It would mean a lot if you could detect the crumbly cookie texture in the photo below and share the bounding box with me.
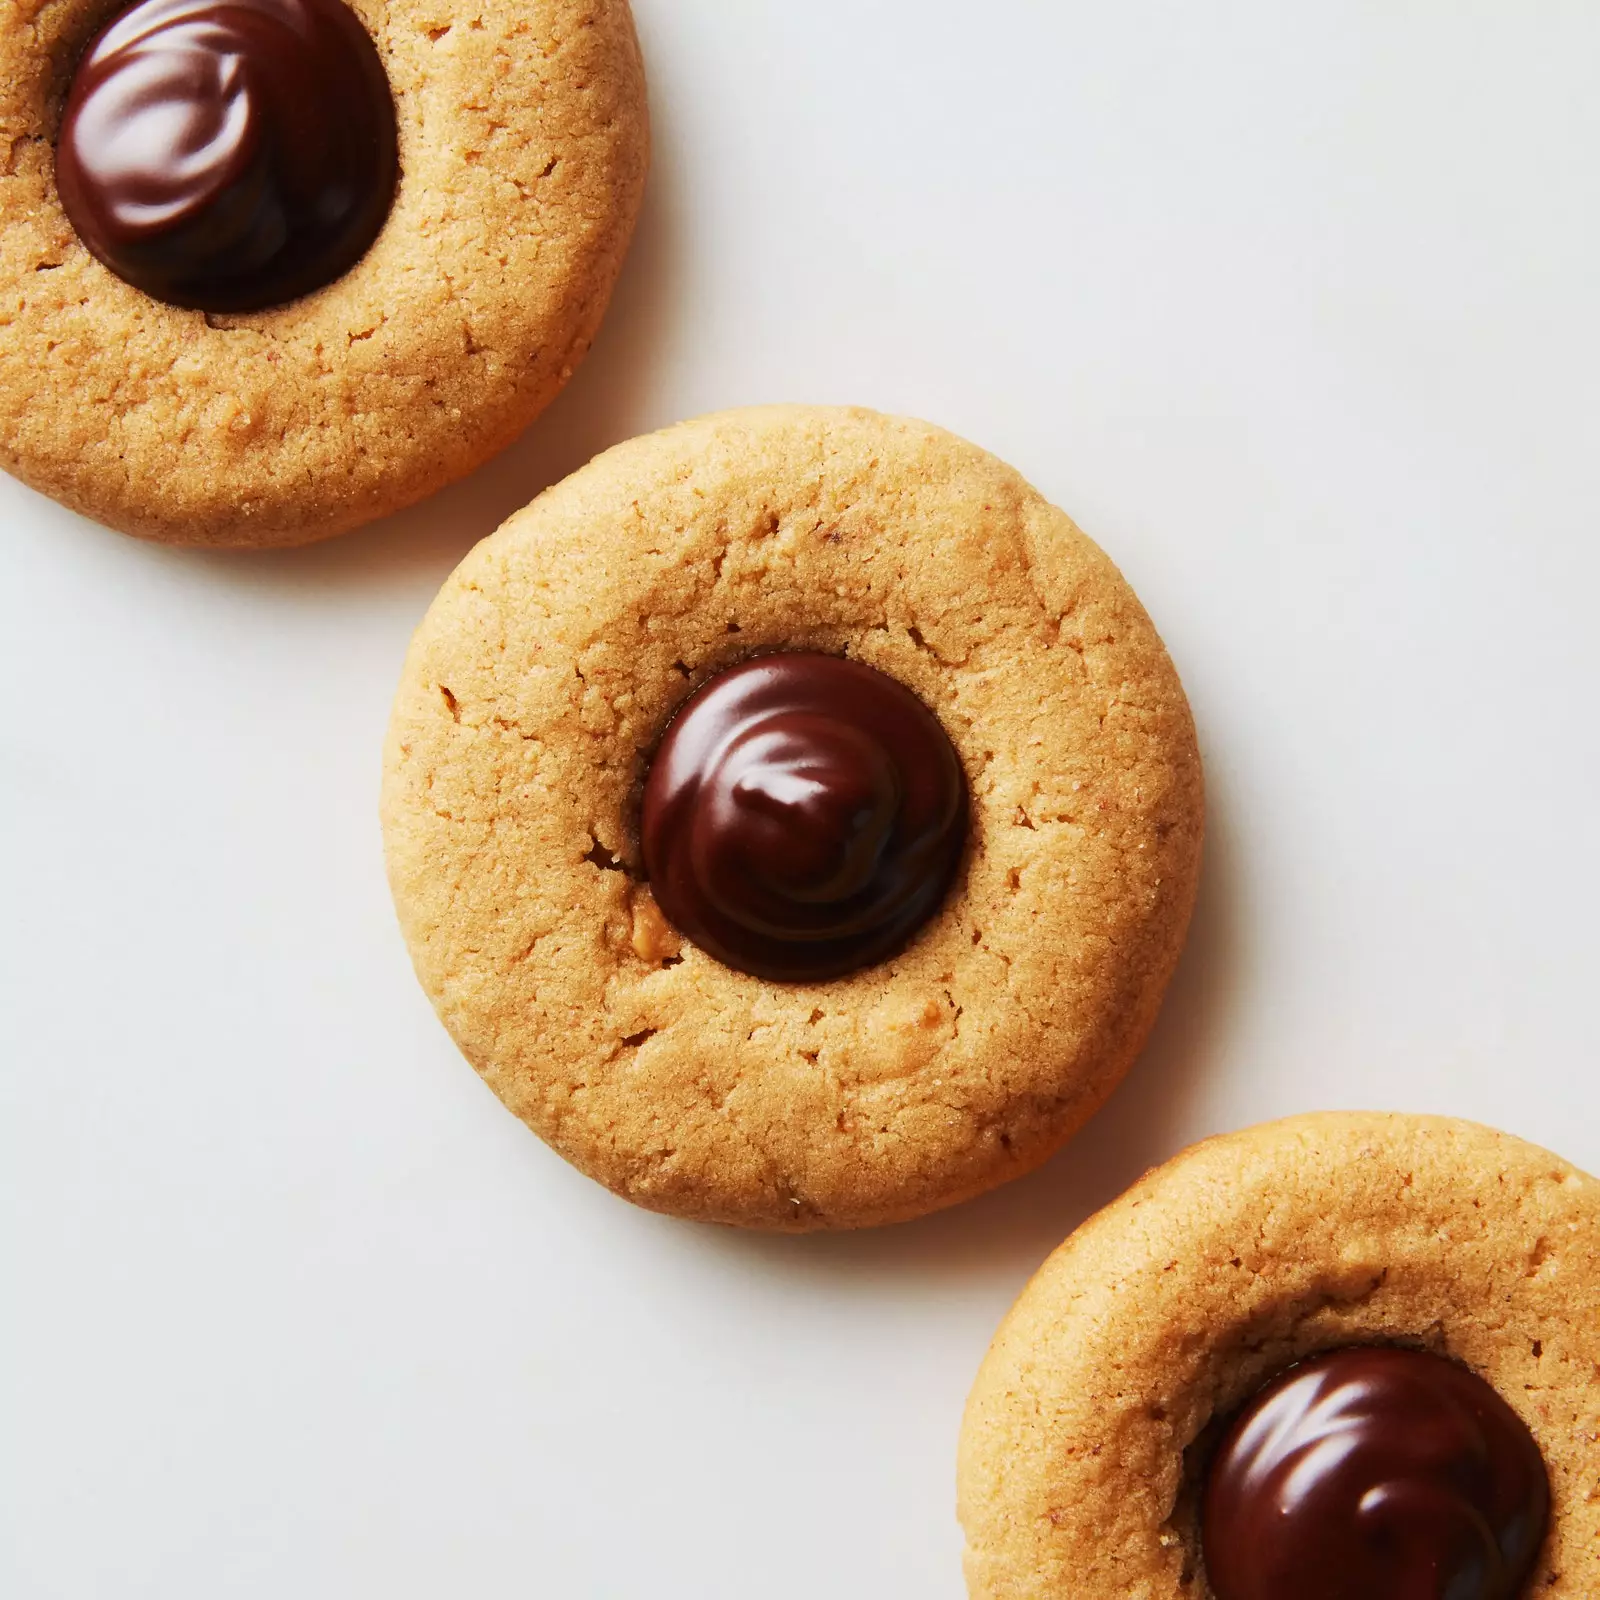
[0,0,647,546]
[381,405,1204,1229]
[958,1112,1600,1599]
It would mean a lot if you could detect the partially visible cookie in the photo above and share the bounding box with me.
[958,1113,1600,1598]
[0,0,647,546]
[381,405,1204,1229]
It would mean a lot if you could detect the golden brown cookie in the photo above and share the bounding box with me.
[958,1112,1600,1599]
[381,405,1204,1230]
[0,0,647,546]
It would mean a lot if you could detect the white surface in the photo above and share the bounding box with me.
[4,3,1600,1594]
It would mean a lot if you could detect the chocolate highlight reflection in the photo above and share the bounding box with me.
[56,0,397,311]
[640,653,968,982]
[1202,1346,1549,1600]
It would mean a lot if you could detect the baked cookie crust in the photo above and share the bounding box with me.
[0,0,647,546]
[381,405,1204,1229]
[958,1112,1600,1598]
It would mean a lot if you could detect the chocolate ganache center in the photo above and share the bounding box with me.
[1202,1346,1550,1600]
[640,653,968,982]
[56,0,398,312]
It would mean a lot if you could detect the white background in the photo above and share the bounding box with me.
[4,3,1599,1595]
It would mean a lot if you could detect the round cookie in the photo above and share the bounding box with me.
[958,1112,1600,1598]
[381,405,1204,1230]
[0,0,647,546]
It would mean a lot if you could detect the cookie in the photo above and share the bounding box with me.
[0,0,647,546]
[958,1112,1600,1599]
[380,405,1204,1230]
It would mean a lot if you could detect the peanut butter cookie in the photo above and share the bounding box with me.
[959,1113,1600,1598]
[0,0,647,545]
[381,406,1204,1229]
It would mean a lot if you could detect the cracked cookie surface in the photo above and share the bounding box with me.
[957,1112,1600,1598]
[0,0,646,546]
[380,405,1204,1229]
